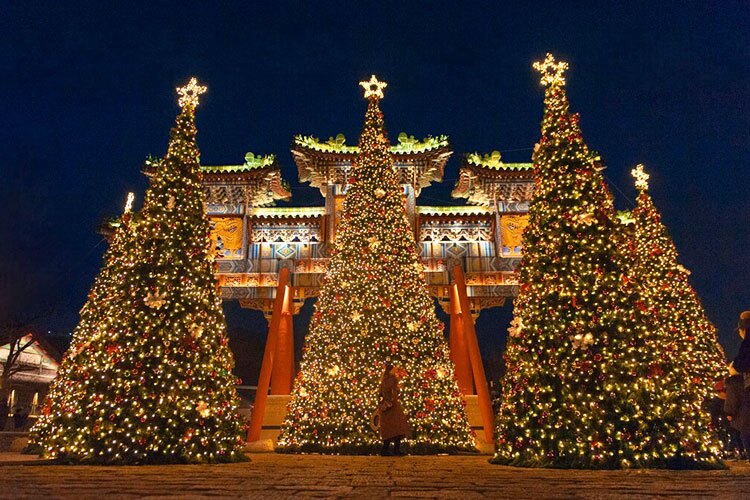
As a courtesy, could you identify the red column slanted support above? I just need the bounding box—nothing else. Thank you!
[247,267,291,442]
[449,285,473,395]
[270,286,294,395]
[453,265,495,444]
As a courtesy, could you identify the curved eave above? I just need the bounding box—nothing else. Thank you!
[292,144,452,190]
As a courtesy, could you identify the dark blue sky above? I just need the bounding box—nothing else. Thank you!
[1,1,748,363]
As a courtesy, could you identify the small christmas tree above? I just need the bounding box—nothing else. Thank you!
[492,55,706,469]
[628,164,725,459]
[277,76,473,454]
[32,79,246,464]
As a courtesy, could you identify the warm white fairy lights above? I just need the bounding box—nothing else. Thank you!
[533,53,569,87]
[124,192,135,213]
[631,164,650,191]
[359,74,387,99]
[177,77,207,108]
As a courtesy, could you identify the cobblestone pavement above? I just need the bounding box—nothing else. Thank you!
[2,453,750,499]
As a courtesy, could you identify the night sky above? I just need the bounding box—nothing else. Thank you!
[1,1,748,379]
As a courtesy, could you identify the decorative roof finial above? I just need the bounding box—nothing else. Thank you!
[631,164,650,191]
[359,74,387,99]
[124,192,135,213]
[533,53,569,87]
[177,77,207,108]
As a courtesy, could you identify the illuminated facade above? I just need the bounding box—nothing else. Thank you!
[204,139,533,317]
[201,133,533,450]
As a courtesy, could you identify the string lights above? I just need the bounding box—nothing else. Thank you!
[31,79,245,464]
[492,54,724,469]
[277,77,473,454]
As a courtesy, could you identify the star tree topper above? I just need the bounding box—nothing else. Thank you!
[124,192,135,213]
[177,77,207,108]
[631,164,650,191]
[533,53,569,87]
[359,74,387,99]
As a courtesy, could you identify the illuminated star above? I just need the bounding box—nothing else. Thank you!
[359,74,387,99]
[407,321,419,332]
[177,77,207,108]
[631,164,650,191]
[351,311,362,322]
[124,192,135,213]
[533,53,569,87]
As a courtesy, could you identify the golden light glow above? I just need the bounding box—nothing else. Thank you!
[533,53,569,87]
[359,74,387,99]
[32,79,245,465]
[124,192,135,213]
[277,77,473,454]
[177,77,207,108]
[631,164,650,191]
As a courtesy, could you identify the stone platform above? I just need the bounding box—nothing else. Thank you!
[251,395,495,454]
[2,453,750,498]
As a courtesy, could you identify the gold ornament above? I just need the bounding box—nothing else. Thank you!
[167,195,176,210]
[571,332,594,350]
[675,264,692,276]
[144,290,167,309]
[189,323,204,339]
[196,401,210,418]
[367,236,381,251]
[573,211,596,226]
[374,188,386,199]
[359,74,387,99]
[351,311,362,322]
[508,316,525,337]
[177,77,207,108]
[407,321,419,332]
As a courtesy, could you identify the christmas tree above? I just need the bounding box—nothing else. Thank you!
[492,54,710,469]
[629,164,726,454]
[277,76,473,454]
[32,79,246,464]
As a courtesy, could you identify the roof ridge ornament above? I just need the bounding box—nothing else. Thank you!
[533,53,569,87]
[359,74,387,100]
[177,77,207,108]
[631,164,650,191]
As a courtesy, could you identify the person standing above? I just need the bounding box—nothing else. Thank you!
[733,312,750,384]
[378,364,411,456]
[724,363,750,460]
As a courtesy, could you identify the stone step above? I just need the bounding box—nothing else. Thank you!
[248,394,495,454]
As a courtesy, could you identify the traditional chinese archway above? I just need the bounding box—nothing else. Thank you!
[201,130,533,452]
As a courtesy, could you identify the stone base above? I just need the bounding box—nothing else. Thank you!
[246,394,495,454]
[0,432,29,452]
[464,395,495,454]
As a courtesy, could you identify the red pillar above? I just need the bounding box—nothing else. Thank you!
[270,286,294,395]
[449,285,473,395]
[247,268,290,442]
[453,265,495,444]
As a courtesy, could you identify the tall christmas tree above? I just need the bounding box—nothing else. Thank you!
[33,192,141,453]
[32,79,246,464]
[629,164,726,448]
[277,76,473,454]
[492,55,710,469]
